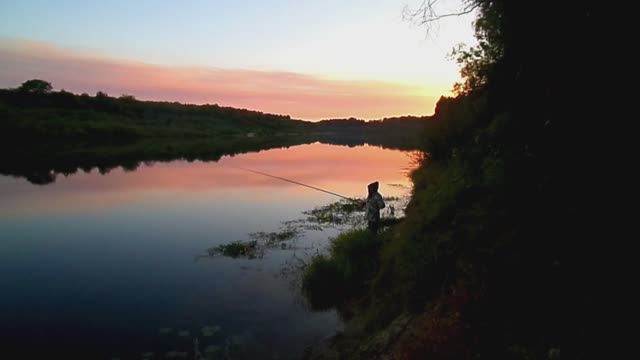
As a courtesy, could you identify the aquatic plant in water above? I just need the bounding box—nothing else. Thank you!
[249,226,301,246]
[164,350,188,358]
[223,332,257,359]
[303,197,399,227]
[201,325,221,337]
[206,196,407,260]
[303,199,363,226]
[204,344,222,353]
[208,240,260,258]
[207,226,302,259]
[165,350,179,358]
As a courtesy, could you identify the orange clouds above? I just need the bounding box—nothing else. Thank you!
[0,39,438,120]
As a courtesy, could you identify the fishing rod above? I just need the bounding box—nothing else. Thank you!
[228,165,360,203]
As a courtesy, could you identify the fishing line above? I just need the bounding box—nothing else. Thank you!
[227,165,358,202]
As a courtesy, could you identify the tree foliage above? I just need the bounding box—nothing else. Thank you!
[19,79,52,94]
[303,1,601,358]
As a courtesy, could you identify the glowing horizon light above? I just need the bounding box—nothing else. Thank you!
[0,39,449,120]
[0,0,477,120]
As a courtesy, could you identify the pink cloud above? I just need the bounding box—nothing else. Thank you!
[0,39,438,120]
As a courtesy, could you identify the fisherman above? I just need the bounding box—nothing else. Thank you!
[365,181,385,233]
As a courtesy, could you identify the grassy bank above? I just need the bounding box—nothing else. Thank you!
[0,87,303,143]
[1,84,427,184]
[303,88,595,358]
[302,229,386,311]
[0,85,428,148]
[301,0,599,353]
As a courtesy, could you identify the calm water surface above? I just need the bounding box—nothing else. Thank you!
[0,143,415,359]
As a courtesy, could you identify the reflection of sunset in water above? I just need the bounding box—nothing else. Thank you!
[0,143,417,217]
[0,143,419,359]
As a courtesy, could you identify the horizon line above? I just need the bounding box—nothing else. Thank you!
[2,77,438,123]
[0,38,449,121]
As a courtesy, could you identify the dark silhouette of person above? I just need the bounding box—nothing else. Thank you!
[366,181,385,233]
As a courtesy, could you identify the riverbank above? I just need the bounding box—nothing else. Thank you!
[0,142,416,360]
[298,0,602,356]
[300,87,596,358]
[1,84,426,184]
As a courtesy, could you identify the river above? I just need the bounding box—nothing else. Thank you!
[0,142,416,359]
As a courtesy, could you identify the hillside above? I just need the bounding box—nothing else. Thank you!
[0,86,304,143]
[301,1,600,359]
[0,85,429,184]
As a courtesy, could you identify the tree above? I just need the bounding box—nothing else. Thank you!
[19,79,53,94]
[404,1,502,94]
[119,94,136,101]
[403,0,479,34]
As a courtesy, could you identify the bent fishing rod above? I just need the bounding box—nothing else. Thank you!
[228,165,360,203]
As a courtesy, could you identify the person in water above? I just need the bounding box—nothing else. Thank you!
[366,181,385,233]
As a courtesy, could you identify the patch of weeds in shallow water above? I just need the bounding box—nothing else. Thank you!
[130,323,233,360]
[165,350,188,358]
[224,332,260,359]
[208,240,262,258]
[204,344,222,355]
[207,227,301,259]
[249,226,301,246]
[302,197,399,226]
[206,196,408,260]
[283,219,324,232]
[303,199,364,226]
[201,325,221,337]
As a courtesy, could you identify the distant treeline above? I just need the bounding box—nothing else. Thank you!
[0,80,429,184]
[0,80,304,143]
[0,79,429,145]
[314,115,428,128]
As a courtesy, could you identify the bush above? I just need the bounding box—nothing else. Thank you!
[329,229,380,285]
[302,255,342,310]
[302,229,384,310]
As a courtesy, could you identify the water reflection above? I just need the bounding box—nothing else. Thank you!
[1,143,414,218]
[0,143,416,359]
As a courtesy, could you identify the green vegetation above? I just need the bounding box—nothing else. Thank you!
[208,240,260,259]
[0,82,301,142]
[206,227,302,259]
[249,228,301,246]
[146,324,235,360]
[303,197,400,226]
[18,79,53,94]
[0,80,428,147]
[303,1,598,358]
[206,197,405,261]
[302,229,385,310]
[0,83,427,184]
[201,326,221,337]
[303,199,364,226]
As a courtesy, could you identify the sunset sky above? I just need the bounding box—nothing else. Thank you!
[0,0,476,120]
